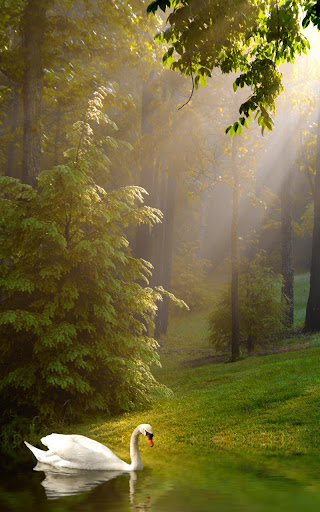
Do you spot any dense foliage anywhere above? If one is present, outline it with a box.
[148,0,310,135]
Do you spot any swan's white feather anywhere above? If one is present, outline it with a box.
[25,434,130,470]
[41,434,122,461]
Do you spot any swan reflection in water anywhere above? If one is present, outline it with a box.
[34,462,137,500]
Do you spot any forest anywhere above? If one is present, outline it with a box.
[1,0,320,510]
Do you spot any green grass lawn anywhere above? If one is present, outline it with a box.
[64,346,320,472]
[44,273,320,468]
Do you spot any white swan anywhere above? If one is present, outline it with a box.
[24,424,154,471]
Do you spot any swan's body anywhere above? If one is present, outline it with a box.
[25,424,154,471]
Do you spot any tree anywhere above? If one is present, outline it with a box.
[21,0,50,184]
[147,0,320,353]
[280,163,294,326]
[0,90,185,438]
[300,0,320,331]
[231,139,240,360]
[305,103,320,331]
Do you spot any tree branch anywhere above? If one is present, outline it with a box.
[178,71,194,111]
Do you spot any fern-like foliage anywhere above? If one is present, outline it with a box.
[0,89,180,437]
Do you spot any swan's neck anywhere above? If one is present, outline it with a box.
[130,427,143,470]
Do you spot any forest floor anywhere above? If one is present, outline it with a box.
[62,273,320,464]
[158,271,319,367]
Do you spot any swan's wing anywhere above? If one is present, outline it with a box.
[41,434,125,466]
[69,435,122,460]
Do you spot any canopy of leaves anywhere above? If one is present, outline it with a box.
[147,0,310,135]
[0,0,162,180]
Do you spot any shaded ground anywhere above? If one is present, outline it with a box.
[180,343,312,367]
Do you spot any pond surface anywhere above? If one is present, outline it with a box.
[2,448,320,512]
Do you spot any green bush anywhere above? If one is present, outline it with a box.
[209,252,287,353]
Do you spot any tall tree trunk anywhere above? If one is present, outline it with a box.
[305,107,320,331]
[281,169,294,326]
[21,0,47,185]
[231,162,240,361]
[135,77,156,261]
[155,174,176,338]
[134,162,155,262]
[199,188,209,259]
[151,167,167,286]
[7,85,19,178]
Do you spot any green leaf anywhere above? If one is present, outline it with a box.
[199,74,207,87]
[147,1,159,15]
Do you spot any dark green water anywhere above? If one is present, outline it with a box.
[2,449,320,511]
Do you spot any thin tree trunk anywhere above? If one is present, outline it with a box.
[54,103,62,166]
[247,332,254,354]
[281,170,294,326]
[305,106,320,331]
[160,174,176,335]
[155,174,176,338]
[154,170,167,339]
[231,164,240,361]
[21,0,47,185]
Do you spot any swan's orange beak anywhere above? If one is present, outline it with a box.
[146,435,154,447]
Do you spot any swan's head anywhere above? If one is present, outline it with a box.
[139,424,154,447]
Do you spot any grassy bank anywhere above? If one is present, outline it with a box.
[28,273,320,466]
[64,345,320,465]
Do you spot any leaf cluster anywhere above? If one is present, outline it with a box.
[302,0,320,29]
[147,0,310,136]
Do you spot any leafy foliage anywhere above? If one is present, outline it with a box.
[302,0,320,28]
[0,0,162,179]
[148,0,310,136]
[209,252,287,352]
[0,91,183,434]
